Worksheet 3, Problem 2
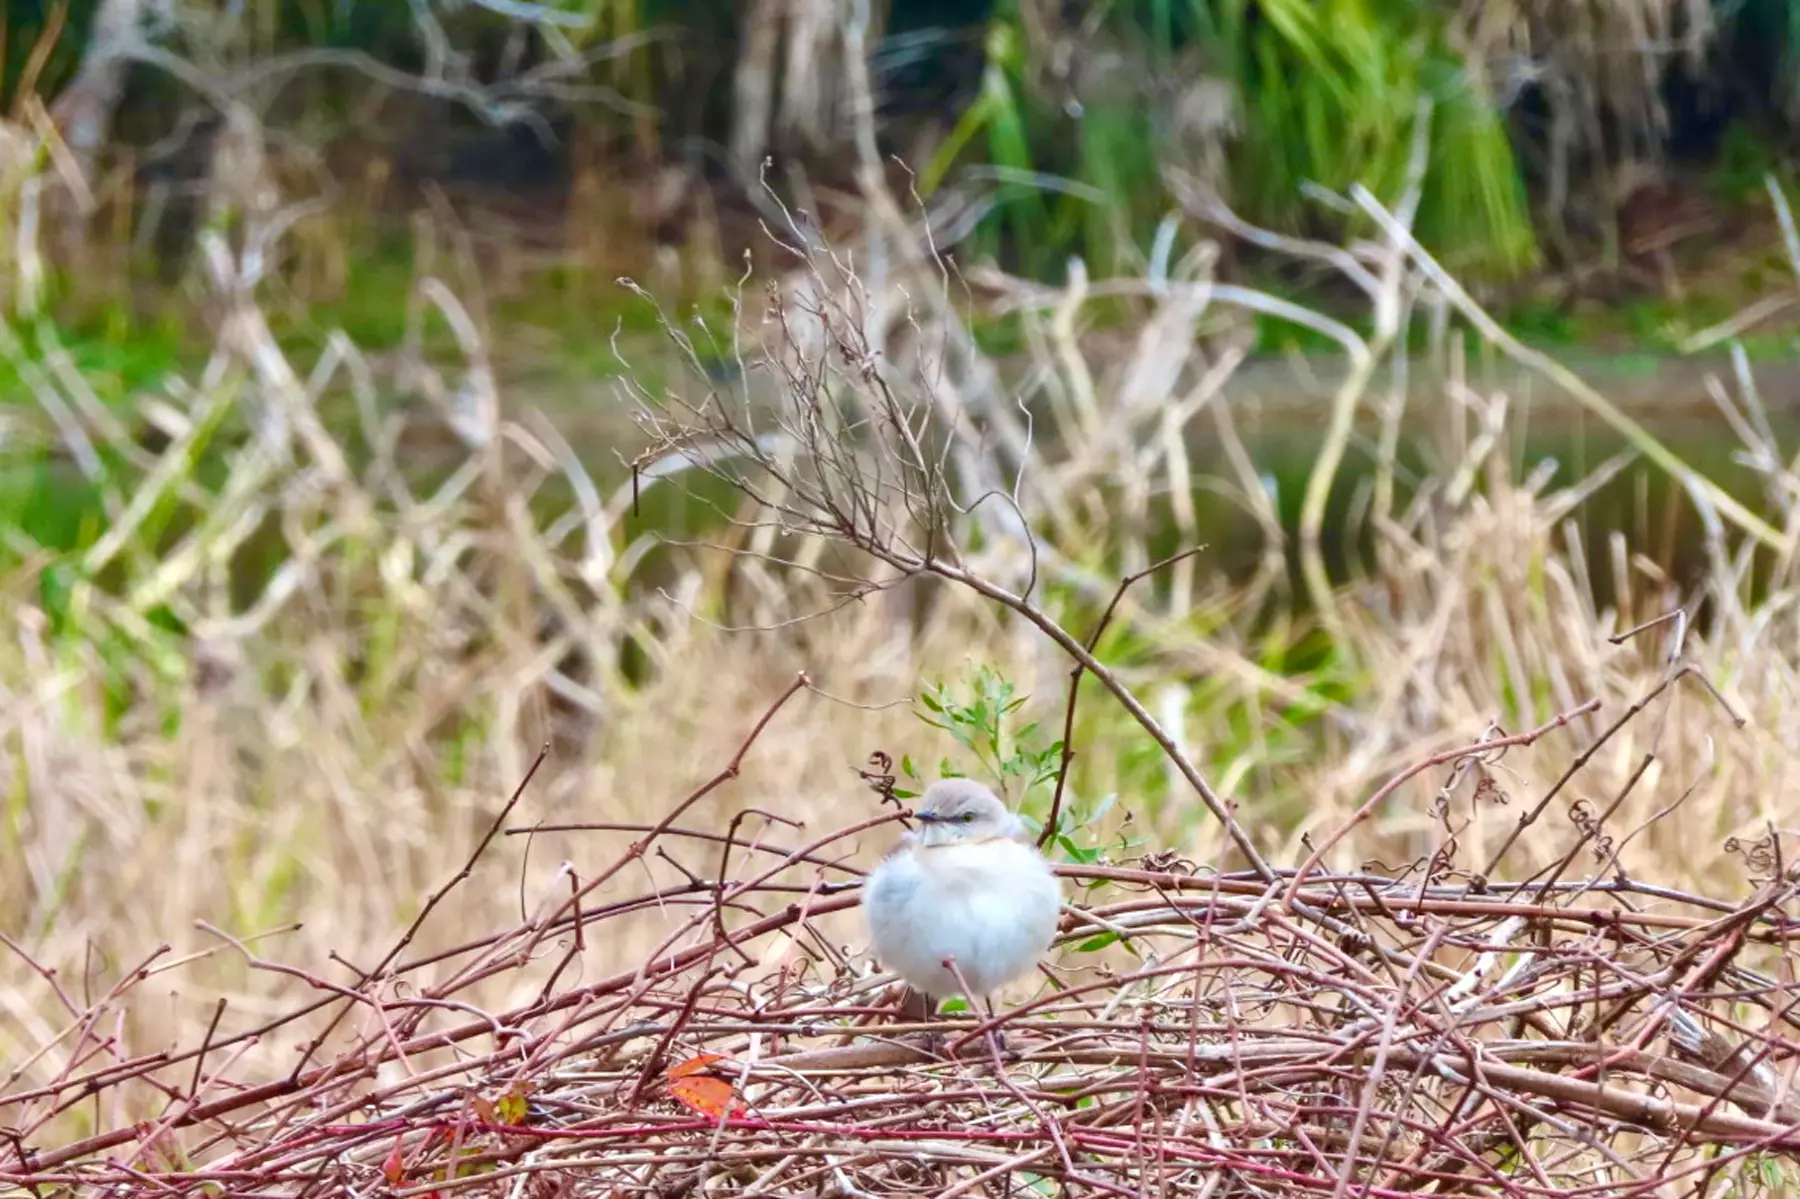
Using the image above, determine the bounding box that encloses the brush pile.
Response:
[4,678,1798,1199]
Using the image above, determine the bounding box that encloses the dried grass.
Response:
[3,75,1800,1199]
[3,690,1799,1197]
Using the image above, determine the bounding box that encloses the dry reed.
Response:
[5,75,1800,1199]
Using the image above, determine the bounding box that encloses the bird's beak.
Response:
[912,811,940,824]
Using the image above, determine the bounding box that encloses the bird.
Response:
[861,778,1062,1018]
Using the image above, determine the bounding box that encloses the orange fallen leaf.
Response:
[667,1073,747,1121]
[663,1053,747,1119]
[666,1052,728,1080]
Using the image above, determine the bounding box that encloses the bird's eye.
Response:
[960,812,977,823]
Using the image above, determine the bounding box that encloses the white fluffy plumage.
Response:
[862,779,1061,1001]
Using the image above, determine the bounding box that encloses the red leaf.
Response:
[382,1133,406,1185]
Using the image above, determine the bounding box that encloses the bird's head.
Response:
[909,779,1026,848]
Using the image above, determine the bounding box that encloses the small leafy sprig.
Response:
[910,665,1061,799]
[898,665,1140,874]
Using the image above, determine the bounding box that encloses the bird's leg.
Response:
[980,996,1017,1062]
[899,985,935,1024]
[896,986,947,1057]
[935,957,1017,1063]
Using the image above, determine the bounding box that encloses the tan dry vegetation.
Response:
[4,97,1800,1194]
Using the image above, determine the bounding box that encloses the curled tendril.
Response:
[1724,831,1780,881]
[1568,798,1615,863]
[858,751,900,808]
[1361,853,1430,884]
[1138,850,1198,876]
[1472,771,1508,807]
[1425,838,1459,886]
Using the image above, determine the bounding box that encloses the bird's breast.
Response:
[863,839,1061,997]
[917,840,1048,895]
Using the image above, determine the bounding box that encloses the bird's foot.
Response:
[930,1024,1020,1065]
[898,987,936,1023]
[889,1029,951,1061]
[983,1027,1020,1062]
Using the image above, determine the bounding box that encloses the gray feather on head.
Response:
[910,779,1030,846]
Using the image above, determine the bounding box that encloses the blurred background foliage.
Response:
[5,0,1796,297]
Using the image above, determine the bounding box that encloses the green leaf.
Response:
[1057,835,1101,865]
[920,89,995,196]
[1076,932,1123,952]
